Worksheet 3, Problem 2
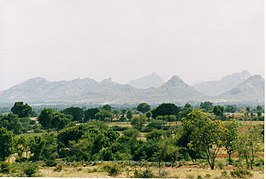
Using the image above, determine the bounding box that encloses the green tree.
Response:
[0,113,23,134]
[235,125,263,169]
[95,110,114,122]
[102,104,112,111]
[126,110,133,120]
[200,101,213,113]
[152,103,180,118]
[11,101,32,118]
[224,105,237,113]
[84,108,100,121]
[51,112,72,131]
[62,107,84,122]
[256,105,263,119]
[221,120,238,164]
[0,127,15,161]
[122,128,140,139]
[30,134,58,161]
[38,108,54,129]
[183,109,223,170]
[130,115,147,131]
[213,105,224,118]
[137,103,151,113]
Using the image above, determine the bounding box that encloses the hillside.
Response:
[193,70,251,96]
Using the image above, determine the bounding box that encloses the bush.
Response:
[45,160,57,167]
[23,165,38,177]
[230,169,252,178]
[134,169,154,178]
[103,164,121,176]
[53,165,63,172]
[0,162,10,174]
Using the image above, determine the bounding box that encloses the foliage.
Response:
[145,119,167,131]
[183,109,224,169]
[62,107,84,122]
[0,113,23,134]
[200,101,213,112]
[0,127,15,161]
[134,169,154,178]
[38,108,71,130]
[213,105,225,119]
[126,110,133,120]
[11,101,32,118]
[95,110,114,122]
[235,125,263,169]
[130,115,147,131]
[123,128,140,138]
[137,103,151,113]
[152,103,180,118]
[103,164,121,176]
[221,120,238,164]
[29,134,58,161]
[84,108,100,121]
[230,169,252,178]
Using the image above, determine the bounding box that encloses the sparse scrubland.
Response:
[0,101,264,178]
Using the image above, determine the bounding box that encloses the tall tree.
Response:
[152,103,180,119]
[11,101,32,118]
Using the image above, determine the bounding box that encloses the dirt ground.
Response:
[39,164,264,178]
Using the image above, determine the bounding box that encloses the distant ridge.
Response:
[127,72,165,89]
[0,71,264,105]
[193,70,251,96]
[217,75,264,103]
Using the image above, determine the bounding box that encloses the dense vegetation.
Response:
[0,101,264,177]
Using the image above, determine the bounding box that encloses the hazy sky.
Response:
[0,0,264,91]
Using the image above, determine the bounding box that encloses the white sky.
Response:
[0,0,264,91]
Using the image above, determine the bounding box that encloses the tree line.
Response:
[0,101,263,172]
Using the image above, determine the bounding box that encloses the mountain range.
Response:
[0,71,264,105]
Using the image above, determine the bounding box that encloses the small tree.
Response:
[221,120,238,164]
[183,109,223,170]
[11,101,32,118]
[126,110,133,120]
[38,108,54,129]
[130,115,147,131]
[235,125,263,169]
[213,105,224,119]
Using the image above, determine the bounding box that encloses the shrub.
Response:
[0,162,10,174]
[45,160,57,167]
[103,164,121,176]
[23,165,38,177]
[134,169,154,178]
[230,169,252,178]
[53,165,63,172]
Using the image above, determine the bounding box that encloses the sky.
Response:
[0,0,264,91]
